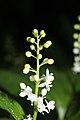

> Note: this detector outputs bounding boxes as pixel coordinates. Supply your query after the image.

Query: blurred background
[0,0,80,120]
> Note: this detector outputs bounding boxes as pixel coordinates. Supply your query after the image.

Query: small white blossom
[27,93,37,106]
[19,83,32,97]
[37,96,55,114]
[45,100,55,113]
[41,88,47,96]
[30,75,39,82]
[39,69,54,91]
[19,83,37,105]
[37,96,48,114]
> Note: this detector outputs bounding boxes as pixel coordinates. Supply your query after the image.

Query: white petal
[39,83,45,88]
[26,86,32,93]
[46,68,49,76]
[41,88,47,96]
[48,101,55,110]
[19,91,27,97]
[20,83,26,89]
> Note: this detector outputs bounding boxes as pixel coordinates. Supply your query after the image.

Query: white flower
[41,88,47,96]
[19,83,37,105]
[19,83,32,97]
[27,93,37,106]
[37,96,55,114]
[45,100,55,113]
[37,96,48,114]
[39,68,54,91]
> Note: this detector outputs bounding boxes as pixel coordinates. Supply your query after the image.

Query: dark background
[0,1,80,120]
[0,0,80,70]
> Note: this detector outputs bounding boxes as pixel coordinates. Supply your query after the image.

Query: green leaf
[0,91,25,120]
[0,70,34,96]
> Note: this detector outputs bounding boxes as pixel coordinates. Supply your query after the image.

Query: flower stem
[33,37,40,120]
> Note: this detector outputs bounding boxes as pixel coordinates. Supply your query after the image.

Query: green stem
[33,37,40,120]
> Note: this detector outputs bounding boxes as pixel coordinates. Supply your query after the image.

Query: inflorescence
[19,29,55,120]
[72,15,80,73]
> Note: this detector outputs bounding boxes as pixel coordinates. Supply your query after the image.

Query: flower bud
[23,68,29,74]
[74,24,80,30]
[78,15,80,21]
[41,88,47,96]
[30,45,35,50]
[26,37,31,42]
[43,58,48,63]
[30,75,35,82]
[73,33,78,39]
[74,56,80,62]
[24,64,31,69]
[37,54,42,59]
[40,30,46,38]
[44,41,52,48]
[73,48,79,54]
[30,38,35,43]
[34,75,39,81]
[48,59,54,64]
[30,75,39,81]
[25,51,32,57]
[73,41,79,47]
[32,29,38,37]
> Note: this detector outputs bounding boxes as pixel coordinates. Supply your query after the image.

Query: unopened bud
[74,24,80,30]
[32,29,38,37]
[25,51,32,57]
[30,38,35,43]
[40,30,46,38]
[41,88,47,96]
[73,48,79,54]
[73,33,78,39]
[30,45,35,50]
[37,54,42,59]
[23,68,29,74]
[30,75,39,81]
[26,37,31,42]
[24,64,30,69]
[48,59,54,64]
[43,58,48,63]
[44,41,52,48]
[78,15,80,21]
[73,41,79,47]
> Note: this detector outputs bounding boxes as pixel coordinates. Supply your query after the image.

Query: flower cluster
[19,29,55,120]
[72,15,80,73]
[20,68,55,114]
